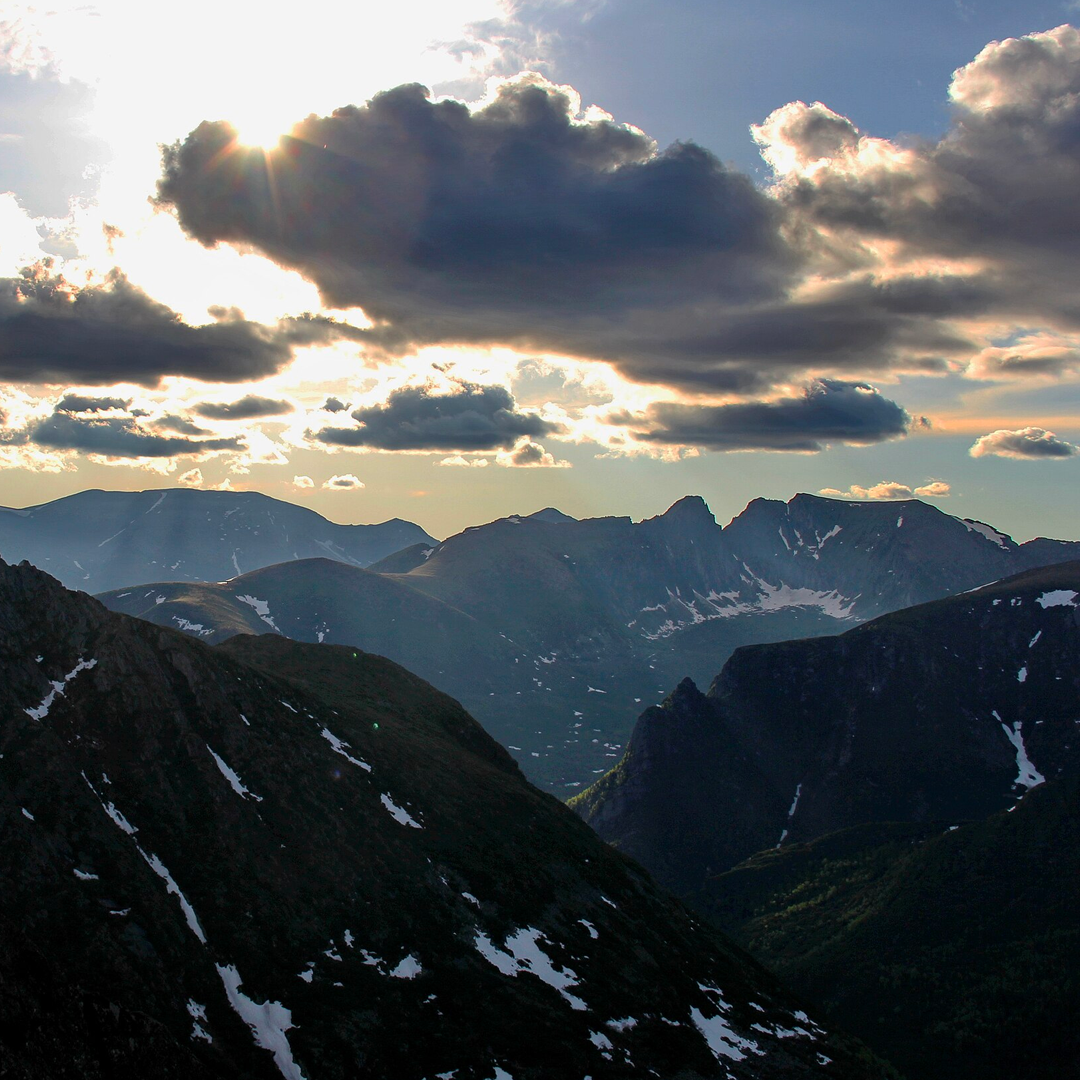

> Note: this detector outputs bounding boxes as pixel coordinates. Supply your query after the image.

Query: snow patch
[207,744,263,802]
[1017,666,1028,683]
[691,984,762,1061]
[217,964,306,1080]
[690,1007,761,1062]
[73,868,99,881]
[236,594,279,631]
[999,718,1045,789]
[1037,589,1079,608]
[173,616,213,636]
[962,519,1010,548]
[755,580,856,619]
[141,850,206,943]
[24,657,97,720]
[1029,630,1042,648]
[21,808,34,821]
[390,954,423,979]
[381,793,422,829]
[474,928,587,1010]
[321,728,371,771]
[776,782,803,847]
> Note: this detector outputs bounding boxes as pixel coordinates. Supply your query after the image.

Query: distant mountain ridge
[0,556,885,1079]
[572,560,1080,894]
[0,488,437,593]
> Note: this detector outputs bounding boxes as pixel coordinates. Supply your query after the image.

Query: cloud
[313,379,556,451]
[26,409,244,459]
[633,380,912,452]
[0,264,354,387]
[157,75,796,394]
[754,25,1080,340]
[494,437,569,467]
[292,474,315,488]
[434,455,489,467]
[913,480,951,497]
[151,413,213,435]
[321,396,350,412]
[194,394,294,420]
[323,473,364,489]
[967,338,1080,380]
[177,467,203,487]
[819,480,951,500]
[56,393,132,413]
[969,426,1079,459]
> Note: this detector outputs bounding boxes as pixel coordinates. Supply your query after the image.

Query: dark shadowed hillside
[0,557,886,1080]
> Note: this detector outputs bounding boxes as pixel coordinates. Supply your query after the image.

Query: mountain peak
[526,507,577,523]
[660,495,717,525]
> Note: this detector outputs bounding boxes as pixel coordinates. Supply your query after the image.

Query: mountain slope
[572,561,1080,894]
[97,557,850,792]
[698,779,1080,1080]
[0,488,436,593]
[0,557,884,1080]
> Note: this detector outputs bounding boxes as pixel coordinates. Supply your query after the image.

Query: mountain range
[0,488,437,594]
[76,489,1080,791]
[0,556,885,1079]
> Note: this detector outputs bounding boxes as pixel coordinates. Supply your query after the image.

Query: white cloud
[323,473,365,489]
[177,467,202,486]
[819,479,951,500]
[969,427,1079,460]
[494,437,570,467]
[292,474,315,488]
[434,454,489,467]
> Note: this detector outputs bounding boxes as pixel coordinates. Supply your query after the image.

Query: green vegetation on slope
[699,780,1080,1080]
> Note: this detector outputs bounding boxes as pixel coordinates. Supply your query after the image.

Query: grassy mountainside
[698,779,1080,1080]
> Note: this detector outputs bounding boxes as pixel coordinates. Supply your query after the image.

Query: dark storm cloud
[313,380,556,451]
[0,265,353,387]
[152,31,1080,401]
[151,413,213,436]
[194,394,294,420]
[969,427,1079,460]
[321,396,350,412]
[156,77,796,391]
[28,410,244,458]
[55,393,132,413]
[633,380,912,452]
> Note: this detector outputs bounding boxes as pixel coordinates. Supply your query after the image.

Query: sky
[2,0,1079,541]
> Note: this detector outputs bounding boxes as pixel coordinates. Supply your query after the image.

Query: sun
[230,113,290,151]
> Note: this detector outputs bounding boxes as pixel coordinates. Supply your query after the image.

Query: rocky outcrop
[573,561,1080,894]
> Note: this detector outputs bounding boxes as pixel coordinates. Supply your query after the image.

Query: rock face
[0,558,883,1080]
[572,561,1080,895]
[0,487,436,593]
[700,779,1080,1080]
[95,493,1080,793]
